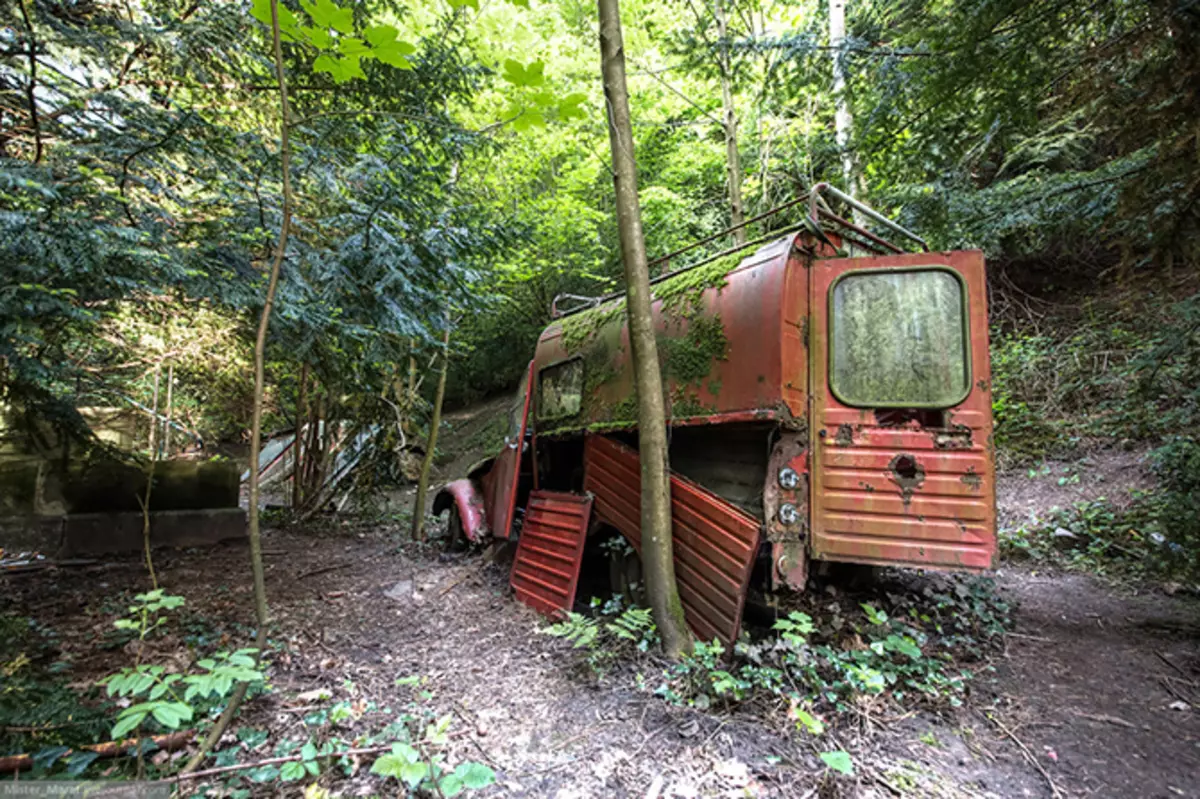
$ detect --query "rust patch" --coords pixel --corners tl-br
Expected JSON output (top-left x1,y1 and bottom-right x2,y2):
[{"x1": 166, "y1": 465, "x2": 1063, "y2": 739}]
[
  {"x1": 887, "y1": 453, "x2": 926, "y2": 506},
  {"x1": 976, "y1": 378, "x2": 990, "y2": 392},
  {"x1": 833, "y1": 423, "x2": 854, "y2": 447},
  {"x1": 933, "y1": 424, "x2": 973, "y2": 449},
  {"x1": 960, "y1": 468, "x2": 982, "y2": 491}
]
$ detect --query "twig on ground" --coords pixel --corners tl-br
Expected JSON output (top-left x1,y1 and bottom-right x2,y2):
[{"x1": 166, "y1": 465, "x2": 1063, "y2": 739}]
[
  {"x1": 1156, "y1": 651, "x2": 1193, "y2": 681},
  {"x1": 1007, "y1": 632, "x2": 1054, "y2": 643},
  {"x1": 175, "y1": 744, "x2": 394, "y2": 781},
  {"x1": 624, "y1": 725, "x2": 664, "y2": 763},
  {"x1": 451, "y1": 707, "x2": 501, "y2": 769},
  {"x1": 983, "y1": 712, "x2": 1064, "y2": 799},
  {"x1": 1071, "y1": 711, "x2": 1136, "y2": 729},
  {"x1": 1159, "y1": 678, "x2": 1192, "y2": 704},
  {"x1": 298, "y1": 562, "x2": 352, "y2": 580}
]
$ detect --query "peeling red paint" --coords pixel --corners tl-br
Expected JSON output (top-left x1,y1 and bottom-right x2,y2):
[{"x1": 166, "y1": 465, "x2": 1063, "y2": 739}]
[
  {"x1": 807, "y1": 250, "x2": 997, "y2": 572},
  {"x1": 510, "y1": 491, "x2": 593, "y2": 618}
]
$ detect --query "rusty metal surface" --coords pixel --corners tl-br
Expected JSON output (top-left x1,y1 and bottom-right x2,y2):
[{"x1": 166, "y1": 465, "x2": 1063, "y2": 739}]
[
  {"x1": 807, "y1": 250, "x2": 996, "y2": 571},
  {"x1": 485, "y1": 362, "x2": 535, "y2": 540},
  {"x1": 535, "y1": 235, "x2": 812, "y2": 435},
  {"x1": 583, "y1": 434, "x2": 761, "y2": 645},
  {"x1": 763, "y1": 432, "x2": 809, "y2": 591},
  {"x1": 509, "y1": 490, "x2": 593, "y2": 618},
  {"x1": 437, "y1": 479, "x2": 489, "y2": 543}
]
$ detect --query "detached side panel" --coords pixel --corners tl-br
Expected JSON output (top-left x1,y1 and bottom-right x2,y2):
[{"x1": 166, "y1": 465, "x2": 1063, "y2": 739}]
[
  {"x1": 509, "y1": 490, "x2": 593, "y2": 617},
  {"x1": 583, "y1": 434, "x2": 760, "y2": 645}
]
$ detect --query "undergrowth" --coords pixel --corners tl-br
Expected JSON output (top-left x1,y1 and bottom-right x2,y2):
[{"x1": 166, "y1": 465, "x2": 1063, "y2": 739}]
[
  {"x1": 1002, "y1": 437, "x2": 1200, "y2": 582},
  {"x1": 991, "y1": 289, "x2": 1200, "y2": 464},
  {"x1": 543, "y1": 575, "x2": 1011, "y2": 738}
]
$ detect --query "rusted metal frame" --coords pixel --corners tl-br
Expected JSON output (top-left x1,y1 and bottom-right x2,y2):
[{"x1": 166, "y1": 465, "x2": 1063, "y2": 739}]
[
  {"x1": 808, "y1": 183, "x2": 929, "y2": 252},
  {"x1": 647, "y1": 196, "x2": 811, "y2": 270},
  {"x1": 550, "y1": 293, "x2": 604, "y2": 318},
  {"x1": 815, "y1": 208, "x2": 901, "y2": 254},
  {"x1": 494, "y1": 363, "x2": 535, "y2": 540}
]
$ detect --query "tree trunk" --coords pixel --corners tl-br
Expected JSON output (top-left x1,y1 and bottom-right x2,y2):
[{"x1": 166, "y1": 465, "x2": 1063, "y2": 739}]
[
  {"x1": 411, "y1": 323, "x2": 451, "y2": 542},
  {"x1": 293, "y1": 362, "x2": 308, "y2": 508},
  {"x1": 714, "y1": 0, "x2": 746, "y2": 243},
  {"x1": 829, "y1": 0, "x2": 854, "y2": 194},
  {"x1": 598, "y1": 0, "x2": 692, "y2": 658},
  {"x1": 180, "y1": 0, "x2": 290, "y2": 773},
  {"x1": 162, "y1": 362, "x2": 174, "y2": 459}
]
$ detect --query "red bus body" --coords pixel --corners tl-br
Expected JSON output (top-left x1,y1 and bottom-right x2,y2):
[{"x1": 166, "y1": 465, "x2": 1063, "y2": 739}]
[{"x1": 436, "y1": 202, "x2": 996, "y2": 643}]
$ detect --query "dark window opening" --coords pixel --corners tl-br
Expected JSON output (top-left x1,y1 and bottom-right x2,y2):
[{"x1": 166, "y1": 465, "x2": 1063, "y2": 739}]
[{"x1": 875, "y1": 408, "x2": 947, "y2": 428}]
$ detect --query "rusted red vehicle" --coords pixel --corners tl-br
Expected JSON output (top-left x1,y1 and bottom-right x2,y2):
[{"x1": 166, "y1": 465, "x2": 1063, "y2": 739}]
[{"x1": 434, "y1": 186, "x2": 996, "y2": 644}]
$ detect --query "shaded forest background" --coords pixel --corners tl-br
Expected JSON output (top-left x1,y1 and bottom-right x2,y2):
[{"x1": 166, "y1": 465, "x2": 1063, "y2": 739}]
[{"x1": 3, "y1": 0, "x2": 1199, "y2": 536}]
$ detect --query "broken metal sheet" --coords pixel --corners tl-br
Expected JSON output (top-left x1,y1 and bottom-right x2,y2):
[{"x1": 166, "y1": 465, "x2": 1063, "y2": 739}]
[
  {"x1": 583, "y1": 434, "x2": 761, "y2": 646},
  {"x1": 509, "y1": 490, "x2": 593, "y2": 618}
]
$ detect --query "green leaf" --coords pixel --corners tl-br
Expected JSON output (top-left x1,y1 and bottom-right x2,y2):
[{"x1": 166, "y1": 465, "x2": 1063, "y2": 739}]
[
  {"x1": 447, "y1": 0, "x2": 480, "y2": 9},
  {"x1": 299, "y1": 0, "x2": 353, "y2": 33},
  {"x1": 314, "y1": 54, "x2": 366, "y2": 83},
  {"x1": 399, "y1": 760, "x2": 428, "y2": 788},
  {"x1": 792, "y1": 708, "x2": 825, "y2": 736},
  {"x1": 820, "y1": 751, "x2": 854, "y2": 775},
  {"x1": 373, "y1": 41, "x2": 415, "y2": 69},
  {"x1": 280, "y1": 761, "x2": 307, "y2": 782},
  {"x1": 151, "y1": 702, "x2": 193, "y2": 729},
  {"x1": 365, "y1": 24, "x2": 397, "y2": 46},
  {"x1": 301, "y1": 742, "x2": 318, "y2": 762},
  {"x1": 302, "y1": 26, "x2": 334, "y2": 49},
  {"x1": 371, "y1": 753, "x2": 406, "y2": 779},
  {"x1": 454, "y1": 762, "x2": 496, "y2": 789},
  {"x1": 338, "y1": 37, "x2": 369, "y2": 56},
  {"x1": 440, "y1": 773, "x2": 464, "y2": 797},
  {"x1": 65, "y1": 751, "x2": 100, "y2": 778},
  {"x1": 558, "y1": 93, "x2": 587, "y2": 121},
  {"x1": 502, "y1": 59, "x2": 545, "y2": 88},
  {"x1": 111, "y1": 710, "x2": 147, "y2": 739},
  {"x1": 507, "y1": 0, "x2": 531, "y2": 7}
]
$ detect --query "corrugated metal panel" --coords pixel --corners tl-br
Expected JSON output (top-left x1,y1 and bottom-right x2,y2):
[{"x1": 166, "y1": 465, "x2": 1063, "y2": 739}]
[
  {"x1": 509, "y1": 490, "x2": 592, "y2": 618},
  {"x1": 583, "y1": 434, "x2": 761, "y2": 645},
  {"x1": 807, "y1": 251, "x2": 997, "y2": 571}
]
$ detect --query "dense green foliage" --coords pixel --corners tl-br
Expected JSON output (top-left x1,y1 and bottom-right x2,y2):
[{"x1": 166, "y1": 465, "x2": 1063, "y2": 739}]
[{"x1": 3, "y1": 0, "x2": 1198, "y2": 499}]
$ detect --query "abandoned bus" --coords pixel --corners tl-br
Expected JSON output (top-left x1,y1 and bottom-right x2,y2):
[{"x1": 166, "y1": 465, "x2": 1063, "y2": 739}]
[{"x1": 434, "y1": 185, "x2": 996, "y2": 644}]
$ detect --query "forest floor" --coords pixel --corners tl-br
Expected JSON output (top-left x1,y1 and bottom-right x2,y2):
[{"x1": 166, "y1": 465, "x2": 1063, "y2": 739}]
[{"x1": 4, "y1": 436, "x2": 1200, "y2": 797}]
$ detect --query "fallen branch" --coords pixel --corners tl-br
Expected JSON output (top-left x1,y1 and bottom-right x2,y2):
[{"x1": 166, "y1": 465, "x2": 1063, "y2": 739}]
[
  {"x1": 1071, "y1": 711, "x2": 1136, "y2": 729},
  {"x1": 174, "y1": 744, "x2": 394, "y2": 782},
  {"x1": 1156, "y1": 651, "x2": 1194, "y2": 681},
  {"x1": 0, "y1": 730, "x2": 194, "y2": 774},
  {"x1": 298, "y1": 562, "x2": 352, "y2": 580},
  {"x1": 983, "y1": 712, "x2": 1064, "y2": 799}
]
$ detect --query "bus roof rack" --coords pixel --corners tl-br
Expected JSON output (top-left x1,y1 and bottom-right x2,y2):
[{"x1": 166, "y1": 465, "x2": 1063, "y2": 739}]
[{"x1": 550, "y1": 186, "x2": 928, "y2": 319}]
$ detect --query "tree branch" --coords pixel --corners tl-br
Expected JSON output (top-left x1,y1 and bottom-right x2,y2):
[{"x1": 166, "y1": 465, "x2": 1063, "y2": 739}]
[{"x1": 17, "y1": 0, "x2": 42, "y2": 163}]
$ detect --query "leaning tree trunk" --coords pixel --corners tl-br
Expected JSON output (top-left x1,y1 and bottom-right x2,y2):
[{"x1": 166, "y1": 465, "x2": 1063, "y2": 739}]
[
  {"x1": 180, "y1": 0, "x2": 291, "y2": 773},
  {"x1": 598, "y1": 0, "x2": 692, "y2": 658},
  {"x1": 411, "y1": 323, "x2": 451, "y2": 541}
]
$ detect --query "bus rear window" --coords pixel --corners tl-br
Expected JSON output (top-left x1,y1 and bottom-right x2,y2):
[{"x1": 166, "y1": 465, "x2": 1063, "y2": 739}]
[{"x1": 830, "y1": 268, "x2": 970, "y2": 408}]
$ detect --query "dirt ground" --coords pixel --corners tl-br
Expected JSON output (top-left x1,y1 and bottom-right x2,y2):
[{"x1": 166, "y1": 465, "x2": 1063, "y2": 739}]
[{"x1": 4, "y1": 447, "x2": 1199, "y2": 797}]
